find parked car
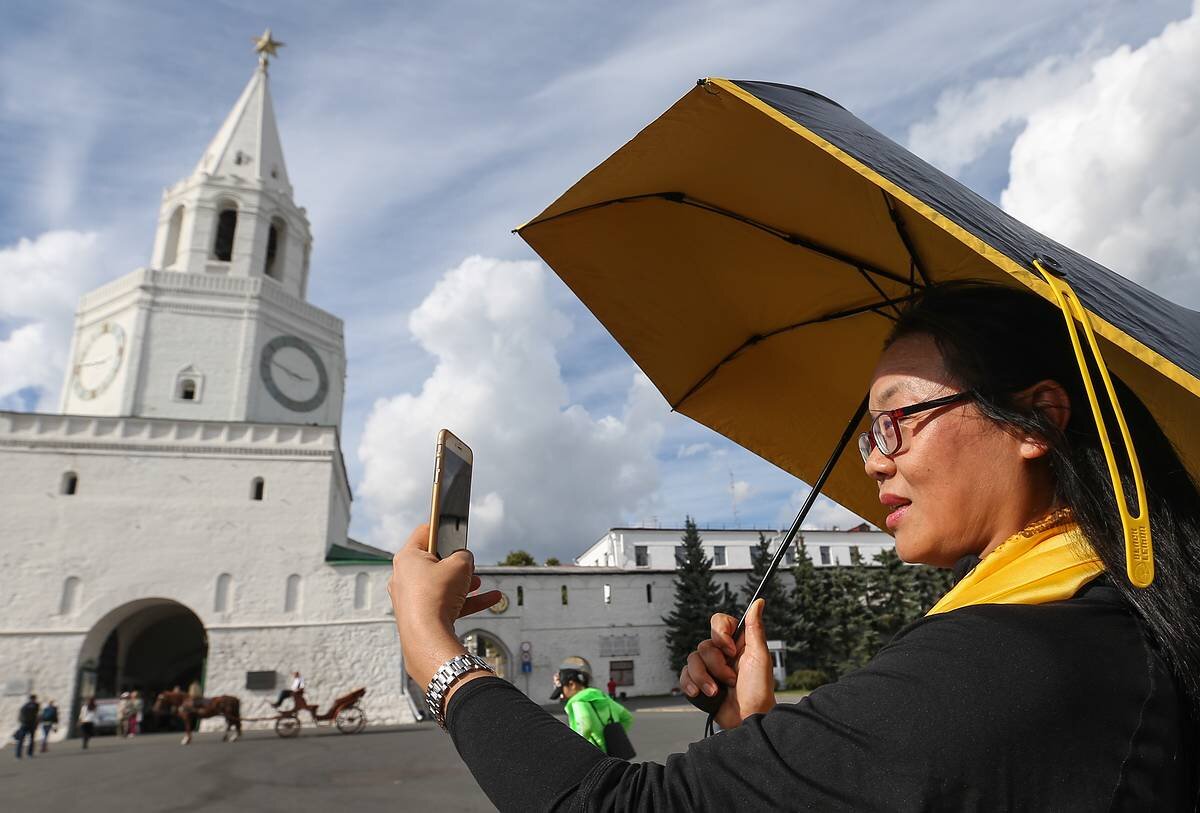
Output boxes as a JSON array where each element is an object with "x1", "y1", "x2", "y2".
[{"x1": 92, "y1": 697, "x2": 120, "y2": 735}]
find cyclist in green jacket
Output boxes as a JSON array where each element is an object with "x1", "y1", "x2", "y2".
[{"x1": 560, "y1": 664, "x2": 632, "y2": 754}]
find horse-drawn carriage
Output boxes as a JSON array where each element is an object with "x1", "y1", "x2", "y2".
[
  {"x1": 153, "y1": 685, "x2": 368, "y2": 743},
  {"x1": 272, "y1": 687, "x2": 367, "y2": 738}
]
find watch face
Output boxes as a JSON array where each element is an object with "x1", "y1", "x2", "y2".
[
  {"x1": 259, "y1": 334, "x2": 329, "y2": 412},
  {"x1": 72, "y1": 322, "x2": 126, "y2": 400}
]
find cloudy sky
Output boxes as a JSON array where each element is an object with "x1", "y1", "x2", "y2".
[{"x1": 2, "y1": 0, "x2": 1198, "y2": 562}]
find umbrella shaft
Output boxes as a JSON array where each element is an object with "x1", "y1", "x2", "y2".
[{"x1": 735, "y1": 395, "x2": 870, "y2": 638}]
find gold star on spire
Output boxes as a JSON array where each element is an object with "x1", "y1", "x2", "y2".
[{"x1": 252, "y1": 28, "x2": 285, "y2": 68}]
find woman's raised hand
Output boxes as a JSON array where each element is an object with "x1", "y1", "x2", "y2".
[
  {"x1": 388, "y1": 524, "x2": 502, "y2": 688},
  {"x1": 677, "y1": 599, "x2": 777, "y2": 730}
]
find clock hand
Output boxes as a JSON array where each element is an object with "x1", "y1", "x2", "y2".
[
  {"x1": 272, "y1": 360, "x2": 311, "y2": 382},
  {"x1": 78, "y1": 356, "x2": 112, "y2": 368}
]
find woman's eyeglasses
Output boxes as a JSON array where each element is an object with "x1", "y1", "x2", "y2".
[{"x1": 858, "y1": 391, "x2": 975, "y2": 462}]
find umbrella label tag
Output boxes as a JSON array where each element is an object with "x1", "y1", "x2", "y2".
[{"x1": 1035, "y1": 260, "x2": 1154, "y2": 588}]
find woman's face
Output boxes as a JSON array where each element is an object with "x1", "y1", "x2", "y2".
[{"x1": 864, "y1": 333, "x2": 1055, "y2": 567}]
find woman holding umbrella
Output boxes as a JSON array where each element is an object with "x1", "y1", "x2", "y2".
[{"x1": 389, "y1": 283, "x2": 1199, "y2": 810}]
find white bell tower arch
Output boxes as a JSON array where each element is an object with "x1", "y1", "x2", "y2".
[{"x1": 60, "y1": 31, "x2": 345, "y2": 428}]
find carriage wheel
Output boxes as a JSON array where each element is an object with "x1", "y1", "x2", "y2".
[
  {"x1": 335, "y1": 704, "x2": 366, "y2": 734},
  {"x1": 274, "y1": 715, "x2": 301, "y2": 738}
]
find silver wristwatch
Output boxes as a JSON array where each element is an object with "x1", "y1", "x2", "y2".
[{"x1": 426, "y1": 652, "x2": 494, "y2": 729}]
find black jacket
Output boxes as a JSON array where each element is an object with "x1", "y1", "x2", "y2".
[
  {"x1": 18, "y1": 700, "x2": 39, "y2": 728},
  {"x1": 449, "y1": 580, "x2": 1194, "y2": 811}
]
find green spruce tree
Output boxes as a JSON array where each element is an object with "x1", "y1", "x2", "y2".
[
  {"x1": 790, "y1": 538, "x2": 833, "y2": 673},
  {"x1": 866, "y1": 548, "x2": 918, "y2": 642},
  {"x1": 911, "y1": 564, "x2": 955, "y2": 613},
  {"x1": 742, "y1": 532, "x2": 795, "y2": 662},
  {"x1": 823, "y1": 549, "x2": 875, "y2": 678},
  {"x1": 663, "y1": 517, "x2": 722, "y2": 671}
]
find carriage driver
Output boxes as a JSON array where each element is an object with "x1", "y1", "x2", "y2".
[{"x1": 270, "y1": 671, "x2": 306, "y2": 710}]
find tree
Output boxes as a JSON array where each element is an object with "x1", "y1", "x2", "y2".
[
  {"x1": 822, "y1": 549, "x2": 876, "y2": 679},
  {"x1": 866, "y1": 548, "x2": 918, "y2": 642},
  {"x1": 499, "y1": 550, "x2": 536, "y2": 566},
  {"x1": 743, "y1": 532, "x2": 795, "y2": 658},
  {"x1": 790, "y1": 538, "x2": 833, "y2": 672},
  {"x1": 911, "y1": 564, "x2": 955, "y2": 614},
  {"x1": 663, "y1": 517, "x2": 722, "y2": 671},
  {"x1": 544, "y1": 556, "x2": 561, "y2": 566}
]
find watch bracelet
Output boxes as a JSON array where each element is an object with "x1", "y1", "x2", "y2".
[{"x1": 426, "y1": 653, "x2": 494, "y2": 729}]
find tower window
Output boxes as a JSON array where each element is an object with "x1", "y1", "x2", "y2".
[
  {"x1": 646, "y1": 584, "x2": 653, "y2": 603},
  {"x1": 215, "y1": 573, "x2": 232, "y2": 613},
  {"x1": 251, "y1": 477, "x2": 265, "y2": 501},
  {"x1": 60, "y1": 576, "x2": 81, "y2": 615},
  {"x1": 561, "y1": 585, "x2": 569, "y2": 605},
  {"x1": 178, "y1": 378, "x2": 197, "y2": 400},
  {"x1": 284, "y1": 574, "x2": 301, "y2": 613},
  {"x1": 603, "y1": 584, "x2": 612, "y2": 604},
  {"x1": 517, "y1": 586, "x2": 524, "y2": 607},
  {"x1": 61, "y1": 471, "x2": 78, "y2": 496},
  {"x1": 264, "y1": 217, "x2": 286, "y2": 280},
  {"x1": 354, "y1": 572, "x2": 370, "y2": 610},
  {"x1": 163, "y1": 205, "x2": 184, "y2": 268},
  {"x1": 213, "y1": 207, "x2": 238, "y2": 262}
]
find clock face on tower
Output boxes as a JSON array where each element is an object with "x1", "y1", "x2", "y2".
[
  {"x1": 72, "y1": 322, "x2": 126, "y2": 400},
  {"x1": 259, "y1": 334, "x2": 329, "y2": 413}
]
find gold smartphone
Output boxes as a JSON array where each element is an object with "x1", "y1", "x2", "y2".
[{"x1": 428, "y1": 429, "x2": 473, "y2": 559}]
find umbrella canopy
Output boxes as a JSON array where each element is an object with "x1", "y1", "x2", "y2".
[{"x1": 516, "y1": 78, "x2": 1200, "y2": 553}]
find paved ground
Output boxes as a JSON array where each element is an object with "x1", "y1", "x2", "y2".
[{"x1": 3, "y1": 697, "x2": 710, "y2": 812}]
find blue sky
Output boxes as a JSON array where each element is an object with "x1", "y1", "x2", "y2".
[{"x1": 2, "y1": 0, "x2": 1198, "y2": 561}]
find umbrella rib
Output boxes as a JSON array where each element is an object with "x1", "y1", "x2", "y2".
[
  {"x1": 883, "y1": 192, "x2": 931, "y2": 288},
  {"x1": 670, "y1": 293, "x2": 919, "y2": 411},
  {"x1": 520, "y1": 192, "x2": 921, "y2": 290}
]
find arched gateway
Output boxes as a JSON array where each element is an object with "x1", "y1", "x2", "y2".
[{"x1": 74, "y1": 598, "x2": 207, "y2": 734}]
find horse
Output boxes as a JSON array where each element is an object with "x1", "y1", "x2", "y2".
[{"x1": 153, "y1": 689, "x2": 242, "y2": 745}]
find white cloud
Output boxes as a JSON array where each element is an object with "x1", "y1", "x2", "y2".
[
  {"x1": 1001, "y1": 3, "x2": 1200, "y2": 305},
  {"x1": 676, "y1": 442, "x2": 713, "y2": 459},
  {"x1": 906, "y1": 53, "x2": 1095, "y2": 175},
  {"x1": 0, "y1": 230, "x2": 105, "y2": 406},
  {"x1": 779, "y1": 486, "x2": 871, "y2": 532},
  {"x1": 357, "y1": 255, "x2": 665, "y2": 560},
  {"x1": 908, "y1": 2, "x2": 1200, "y2": 307},
  {"x1": 731, "y1": 479, "x2": 753, "y2": 505}
]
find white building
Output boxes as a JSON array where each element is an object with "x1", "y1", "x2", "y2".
[
  {"x1": 0, "y1": 46, "x2": 413, "y2": 736},
  {"x1": 577, "y1": 524, "x2": 893, "y2": 570}
]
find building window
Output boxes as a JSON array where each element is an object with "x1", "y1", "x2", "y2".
[
  {"x1": 713, "y1": 546, "x2": 727, "y2": 567},
  {"x1": 178, "y1": 378, "x2": 197, "y2": 400},
  {"x1": 674, "y1": 545, "x2": 686, "y2": 567},
  {"x1": 603, "y1": 584, "x2": 612, "y2": 604},
  {"x1": 61, "y1": 471, "x2": 78, "y2": 496},
  {"x1": 517, "y1": 586, "x2": 524, "y2": 607},
  {"x1": 214, "y1": 573, "x2": 231, "y2": 613},
  {"x1": 354, "y1": 572, "x2": 370, "y2": 610},
  {"x1": 819, "y1": 545, "x2": 831, "y2": 565},
  {"x1": 251, "y1": 477, "x2": 265, "y2": 501},
  {"x1": 264, "y1": 217, "x2": 286, "y2": 279},
  {"x1": 60, "y1": 576, "x2": 81, "y2": 615},
  {"x1": 646, "y1": 584, "x2": 653, "y2": 603},
  {"x1": 163, "y1": 205, "x2": 184, "y2": 268},
  {"x1": 634, "y1": 545, "x2": 649, "y2": 567},
  {"x1": 561, "y1": 585, "x2": 569, "y2": 605},
  {"x1": 284, "y1": 574, "x2": 301, "y2": 613},
  {"x1": 610, "y1": 660, "x2": 635, "y2": 686},
  {"x1": 213, "y1": 206, "x2": 238, "y2": 261},
  {"x1": 784, "y1": 546, "x2": 796, "y2": 565},
  {"x1": 850, "y1": 545, "x2": 861, "y2": 561},
  {"x1": 600, "y1": 634, "x2": 640, "y2": 657}
]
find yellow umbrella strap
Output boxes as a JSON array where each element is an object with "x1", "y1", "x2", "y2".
[
  {"x1": 928, "y1": 512, "x2": 1103, "y2": 616},
  {"x1": 1033, "y1": 260, "x2": 1153, "y2": 587}
]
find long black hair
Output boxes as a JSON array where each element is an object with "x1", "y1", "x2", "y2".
[{"x1": 888, "y1": 281, "x2": 1200, "y2": 720}]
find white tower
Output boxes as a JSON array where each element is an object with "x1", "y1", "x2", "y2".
[{"x1": 60, "y1": 34, "x2": 345, "y2": 428}]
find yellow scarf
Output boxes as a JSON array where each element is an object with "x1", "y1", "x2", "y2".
[{"x1": 927, "y1": 508, "x2": 1105, "y2": 616}]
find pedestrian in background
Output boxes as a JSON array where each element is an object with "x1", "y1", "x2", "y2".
[
  {"x1": 129, "y1": 690, "x2": 143, "y2": 737},
  {"x1": 79, "y1": 697, "x2": 97, "y2": 749},
  {"x1": 560, "y1": 665, "x2": 635, "y2": 759},
  {"x1": 117, "y1": 692, "x2": 133, "y2": 738},
  {"x1": 606, "y1": 676, "x2": 617, "y2": 699},
  {"x1": 13, "y1": 693, "x2": 38, "y2": 759},
  {"x1": 39, "y1": 700, "x2": 58, "y2": 752}
]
